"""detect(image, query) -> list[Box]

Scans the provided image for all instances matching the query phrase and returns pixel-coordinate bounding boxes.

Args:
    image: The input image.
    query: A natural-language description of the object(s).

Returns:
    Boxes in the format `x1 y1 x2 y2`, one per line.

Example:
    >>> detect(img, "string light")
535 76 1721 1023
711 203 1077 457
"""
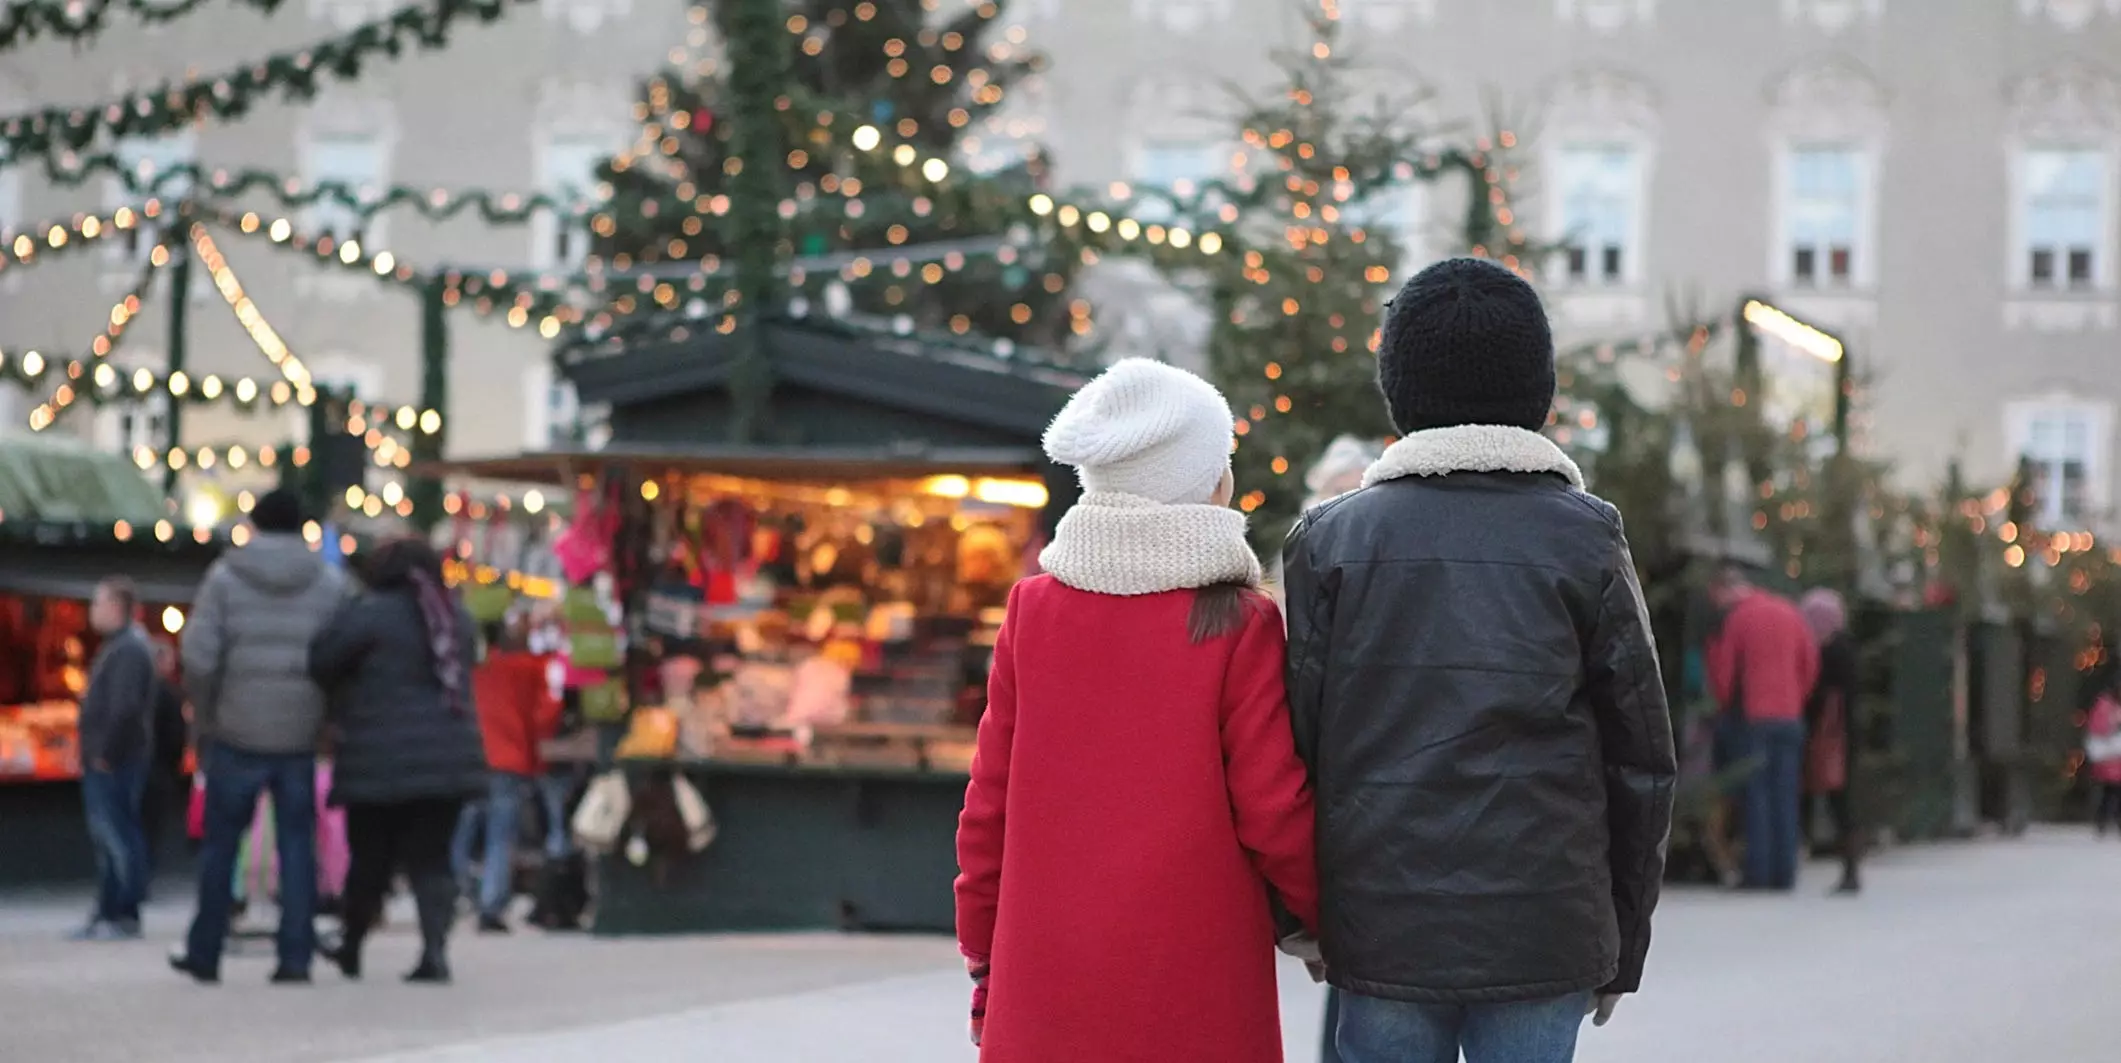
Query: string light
189 224 314 391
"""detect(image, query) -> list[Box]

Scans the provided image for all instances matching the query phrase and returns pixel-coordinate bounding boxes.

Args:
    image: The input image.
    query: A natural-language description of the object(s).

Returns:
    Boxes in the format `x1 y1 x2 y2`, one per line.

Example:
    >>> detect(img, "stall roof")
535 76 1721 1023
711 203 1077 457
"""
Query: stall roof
418 443 1050 486
0 437 167 523
562 319 1090 441
0 440 219 603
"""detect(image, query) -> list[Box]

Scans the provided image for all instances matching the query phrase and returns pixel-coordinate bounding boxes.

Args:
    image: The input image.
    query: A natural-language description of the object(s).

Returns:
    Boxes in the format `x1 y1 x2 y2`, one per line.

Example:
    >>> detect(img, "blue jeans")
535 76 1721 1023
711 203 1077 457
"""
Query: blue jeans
1338 991 1592 1063
81 762 150 924
1322 988 1344 1063
182 744 317 976
452 772 571 918
1743 719 1808 890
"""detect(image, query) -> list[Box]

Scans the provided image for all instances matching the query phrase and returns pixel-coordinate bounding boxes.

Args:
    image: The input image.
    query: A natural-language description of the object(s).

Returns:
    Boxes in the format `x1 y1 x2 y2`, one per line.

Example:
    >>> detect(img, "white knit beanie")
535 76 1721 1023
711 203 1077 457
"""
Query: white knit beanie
1043 359 1234 505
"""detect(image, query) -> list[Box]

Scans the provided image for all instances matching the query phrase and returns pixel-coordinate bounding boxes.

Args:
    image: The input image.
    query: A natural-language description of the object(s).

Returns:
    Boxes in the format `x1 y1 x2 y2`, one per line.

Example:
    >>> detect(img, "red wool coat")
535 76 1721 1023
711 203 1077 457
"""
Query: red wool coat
955 576 1319 1063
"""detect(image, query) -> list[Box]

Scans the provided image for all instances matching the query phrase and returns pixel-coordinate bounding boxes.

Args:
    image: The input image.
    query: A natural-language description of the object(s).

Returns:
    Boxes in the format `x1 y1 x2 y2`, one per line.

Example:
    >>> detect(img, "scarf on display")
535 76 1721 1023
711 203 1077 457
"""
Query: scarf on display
1037 491 1263 596
409 569 467 715
1361 424 1586 490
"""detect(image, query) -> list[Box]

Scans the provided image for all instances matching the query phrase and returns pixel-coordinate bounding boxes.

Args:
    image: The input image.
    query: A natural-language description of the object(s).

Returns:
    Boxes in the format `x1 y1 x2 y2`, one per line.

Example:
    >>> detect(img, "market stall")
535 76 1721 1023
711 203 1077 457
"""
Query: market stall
0 439 223 885
429 320 1085 933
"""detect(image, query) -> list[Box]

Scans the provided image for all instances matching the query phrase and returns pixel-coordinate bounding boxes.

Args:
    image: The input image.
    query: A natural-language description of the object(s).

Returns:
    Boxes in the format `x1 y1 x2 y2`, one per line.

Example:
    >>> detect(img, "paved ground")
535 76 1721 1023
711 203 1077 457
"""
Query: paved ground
7 829 2118 1062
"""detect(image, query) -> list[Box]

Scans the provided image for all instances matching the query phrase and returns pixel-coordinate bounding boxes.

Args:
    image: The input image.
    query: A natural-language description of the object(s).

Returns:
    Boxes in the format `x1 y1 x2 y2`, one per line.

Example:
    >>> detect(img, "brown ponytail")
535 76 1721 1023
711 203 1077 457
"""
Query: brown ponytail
1188 582 1255 643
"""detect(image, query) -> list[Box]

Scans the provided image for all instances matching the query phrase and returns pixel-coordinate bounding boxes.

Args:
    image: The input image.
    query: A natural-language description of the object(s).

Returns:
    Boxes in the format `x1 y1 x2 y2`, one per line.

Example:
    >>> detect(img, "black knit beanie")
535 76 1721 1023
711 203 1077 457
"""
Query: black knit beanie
1377 257 1556 434
250 488 306 534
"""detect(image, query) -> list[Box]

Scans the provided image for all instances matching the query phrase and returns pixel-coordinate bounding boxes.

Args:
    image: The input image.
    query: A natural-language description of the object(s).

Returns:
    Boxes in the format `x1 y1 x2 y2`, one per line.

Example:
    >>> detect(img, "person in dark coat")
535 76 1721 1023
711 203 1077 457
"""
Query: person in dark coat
1283 258 1677 1063
73 577 158 941
310 536 486 985
141 637 189 881
1800 589 1861 894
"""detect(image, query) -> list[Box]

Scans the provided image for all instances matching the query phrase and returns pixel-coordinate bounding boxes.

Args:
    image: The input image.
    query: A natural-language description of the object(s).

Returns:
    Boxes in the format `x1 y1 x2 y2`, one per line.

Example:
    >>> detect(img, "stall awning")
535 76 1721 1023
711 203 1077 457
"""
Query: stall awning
0 438 166 524
417 443 1051 486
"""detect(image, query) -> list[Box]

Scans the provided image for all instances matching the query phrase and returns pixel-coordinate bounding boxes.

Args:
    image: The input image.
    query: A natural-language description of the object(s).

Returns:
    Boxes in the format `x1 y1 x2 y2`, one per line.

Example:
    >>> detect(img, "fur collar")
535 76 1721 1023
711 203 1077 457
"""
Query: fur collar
1038 492 1264 597
1362 425 1585 490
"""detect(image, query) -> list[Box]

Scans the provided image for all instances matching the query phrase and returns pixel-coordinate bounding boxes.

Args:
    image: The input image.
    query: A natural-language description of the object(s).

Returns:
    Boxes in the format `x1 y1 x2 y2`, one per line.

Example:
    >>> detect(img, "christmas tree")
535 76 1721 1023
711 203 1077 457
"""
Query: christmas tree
587 0 1081 351
1172 9 1532 542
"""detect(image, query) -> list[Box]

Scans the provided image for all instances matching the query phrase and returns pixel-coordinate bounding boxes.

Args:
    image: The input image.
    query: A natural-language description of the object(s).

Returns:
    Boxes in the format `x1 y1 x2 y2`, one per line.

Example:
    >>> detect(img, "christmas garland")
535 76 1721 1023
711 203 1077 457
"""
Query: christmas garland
0 0 531 167
38 150 579 224
0 0 287 51
197 204 577 328
0 208 152 273
22 241 169 431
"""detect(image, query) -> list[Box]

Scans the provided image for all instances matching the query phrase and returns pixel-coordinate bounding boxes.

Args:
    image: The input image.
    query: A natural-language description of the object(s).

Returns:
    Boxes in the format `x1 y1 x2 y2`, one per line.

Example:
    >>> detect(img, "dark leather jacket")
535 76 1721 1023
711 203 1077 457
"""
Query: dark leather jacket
1282 426 1675 1004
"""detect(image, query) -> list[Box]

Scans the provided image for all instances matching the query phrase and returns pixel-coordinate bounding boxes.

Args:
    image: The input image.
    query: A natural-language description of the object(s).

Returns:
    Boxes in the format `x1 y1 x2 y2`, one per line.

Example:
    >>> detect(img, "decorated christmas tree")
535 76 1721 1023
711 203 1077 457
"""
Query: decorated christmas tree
587 0 1081 350
1159 9 1533 542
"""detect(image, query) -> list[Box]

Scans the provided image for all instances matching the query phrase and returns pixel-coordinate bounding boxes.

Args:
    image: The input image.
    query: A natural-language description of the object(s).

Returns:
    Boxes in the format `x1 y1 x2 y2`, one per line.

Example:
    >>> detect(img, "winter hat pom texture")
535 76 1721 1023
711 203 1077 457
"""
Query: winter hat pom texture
1379 257 1557 434
1043 359 1235 506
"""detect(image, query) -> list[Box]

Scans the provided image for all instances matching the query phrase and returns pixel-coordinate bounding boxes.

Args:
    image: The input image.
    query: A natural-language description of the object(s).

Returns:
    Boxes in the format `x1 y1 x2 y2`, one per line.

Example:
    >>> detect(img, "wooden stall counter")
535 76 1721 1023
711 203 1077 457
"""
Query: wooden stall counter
590 750 972 937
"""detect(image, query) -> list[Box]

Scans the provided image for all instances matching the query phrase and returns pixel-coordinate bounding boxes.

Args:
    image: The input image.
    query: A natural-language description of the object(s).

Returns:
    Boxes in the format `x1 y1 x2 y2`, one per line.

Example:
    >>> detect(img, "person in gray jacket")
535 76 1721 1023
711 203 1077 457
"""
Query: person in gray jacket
170 489 347 986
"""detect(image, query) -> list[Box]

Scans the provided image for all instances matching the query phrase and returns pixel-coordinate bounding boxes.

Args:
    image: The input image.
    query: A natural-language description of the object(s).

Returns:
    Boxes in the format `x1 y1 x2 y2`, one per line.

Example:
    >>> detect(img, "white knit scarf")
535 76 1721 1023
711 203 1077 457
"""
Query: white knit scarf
1038 492 1264 596
1361 425 1585 489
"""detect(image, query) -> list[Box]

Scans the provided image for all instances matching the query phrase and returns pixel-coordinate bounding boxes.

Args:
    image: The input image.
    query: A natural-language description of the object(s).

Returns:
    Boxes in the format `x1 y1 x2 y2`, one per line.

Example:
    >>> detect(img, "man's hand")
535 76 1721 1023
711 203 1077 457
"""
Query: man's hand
1587 994 1622 1027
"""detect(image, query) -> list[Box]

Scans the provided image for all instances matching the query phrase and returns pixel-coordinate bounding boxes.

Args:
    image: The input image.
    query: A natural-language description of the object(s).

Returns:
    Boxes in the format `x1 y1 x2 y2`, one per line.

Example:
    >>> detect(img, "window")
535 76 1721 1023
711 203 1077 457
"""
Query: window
97 393 169 456
1782 146 1866 287
103 134 195 266
301 131 388 245
1340 0 1436 28
1781 0 1883 31
1553 144 1643 285
2008 400 2113 528
0 140 18 241
523 359 580 448
1344 181 1430 275
534 136 610 271
2020 0 2121 31
1129 0 1230 32
1127 141 1225 224
2019 148 2107 290
542 0 631 33
1556 0 1655 30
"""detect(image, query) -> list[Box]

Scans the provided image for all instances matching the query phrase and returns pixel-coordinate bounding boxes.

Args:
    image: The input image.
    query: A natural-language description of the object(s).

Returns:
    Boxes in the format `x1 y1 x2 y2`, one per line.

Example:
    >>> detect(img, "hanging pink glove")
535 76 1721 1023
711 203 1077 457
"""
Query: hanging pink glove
964 950 990 1047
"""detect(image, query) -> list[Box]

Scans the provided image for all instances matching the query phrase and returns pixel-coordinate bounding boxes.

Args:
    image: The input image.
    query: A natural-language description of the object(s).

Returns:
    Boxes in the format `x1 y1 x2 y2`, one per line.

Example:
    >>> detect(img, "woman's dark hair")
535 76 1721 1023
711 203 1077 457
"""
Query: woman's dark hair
365 536 445 590
1188 582 1256 644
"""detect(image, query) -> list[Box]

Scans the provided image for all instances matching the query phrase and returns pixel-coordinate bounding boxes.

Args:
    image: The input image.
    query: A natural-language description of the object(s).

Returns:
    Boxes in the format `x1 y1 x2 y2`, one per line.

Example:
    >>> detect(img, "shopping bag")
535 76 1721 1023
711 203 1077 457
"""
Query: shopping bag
571 770 631 854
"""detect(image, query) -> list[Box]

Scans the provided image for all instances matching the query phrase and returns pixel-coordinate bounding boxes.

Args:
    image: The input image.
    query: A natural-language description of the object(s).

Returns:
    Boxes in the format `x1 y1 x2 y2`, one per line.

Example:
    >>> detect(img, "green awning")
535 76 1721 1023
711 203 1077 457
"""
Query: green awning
0 438 167 524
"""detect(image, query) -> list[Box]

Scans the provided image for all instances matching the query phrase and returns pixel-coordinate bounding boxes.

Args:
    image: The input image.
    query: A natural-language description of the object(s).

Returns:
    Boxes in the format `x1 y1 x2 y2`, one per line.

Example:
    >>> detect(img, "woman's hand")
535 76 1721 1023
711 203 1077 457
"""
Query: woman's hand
1587 993 1622 1027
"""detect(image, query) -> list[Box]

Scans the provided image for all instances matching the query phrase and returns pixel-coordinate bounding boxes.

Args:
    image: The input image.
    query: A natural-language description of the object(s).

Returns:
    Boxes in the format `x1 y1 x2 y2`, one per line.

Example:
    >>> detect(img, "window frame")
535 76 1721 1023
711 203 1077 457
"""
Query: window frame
1771 141 1879 291
299 128 392 247
2010 144 2115 293
1546 140 1652 288
1123 139 1228 225
1128 0 1232 32
2005 395 2115 530
101 131 198 269
531 133 614 273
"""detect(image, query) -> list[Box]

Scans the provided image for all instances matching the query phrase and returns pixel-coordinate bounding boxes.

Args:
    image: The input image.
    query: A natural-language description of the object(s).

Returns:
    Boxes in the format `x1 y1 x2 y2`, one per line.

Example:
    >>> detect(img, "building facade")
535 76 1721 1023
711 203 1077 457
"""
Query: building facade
1 0 2118 534
1023 0 2121 532
0 0 689 518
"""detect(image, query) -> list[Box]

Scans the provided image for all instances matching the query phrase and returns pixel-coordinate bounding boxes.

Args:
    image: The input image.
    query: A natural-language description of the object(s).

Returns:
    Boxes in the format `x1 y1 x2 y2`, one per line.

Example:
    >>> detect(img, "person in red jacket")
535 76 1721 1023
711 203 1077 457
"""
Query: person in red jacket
453 622 563 932
955 359 1319 1063
1704 566 1821 891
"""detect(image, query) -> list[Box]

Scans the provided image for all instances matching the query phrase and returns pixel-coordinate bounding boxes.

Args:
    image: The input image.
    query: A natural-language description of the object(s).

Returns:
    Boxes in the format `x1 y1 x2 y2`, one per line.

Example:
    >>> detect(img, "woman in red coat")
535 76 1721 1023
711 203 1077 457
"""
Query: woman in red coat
956 359 1320 1062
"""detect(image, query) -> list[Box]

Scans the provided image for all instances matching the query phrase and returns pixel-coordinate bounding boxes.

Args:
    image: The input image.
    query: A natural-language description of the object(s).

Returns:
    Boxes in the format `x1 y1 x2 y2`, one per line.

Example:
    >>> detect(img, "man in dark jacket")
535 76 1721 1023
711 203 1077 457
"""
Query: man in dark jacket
171 489 347 985
73 578 158 941
1283 258 1677 1063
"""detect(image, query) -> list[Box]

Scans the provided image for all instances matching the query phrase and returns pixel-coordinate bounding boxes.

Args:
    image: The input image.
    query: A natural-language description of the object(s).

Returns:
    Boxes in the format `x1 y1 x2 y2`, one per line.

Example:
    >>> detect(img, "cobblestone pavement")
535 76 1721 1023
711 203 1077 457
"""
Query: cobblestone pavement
9 829 2119 1062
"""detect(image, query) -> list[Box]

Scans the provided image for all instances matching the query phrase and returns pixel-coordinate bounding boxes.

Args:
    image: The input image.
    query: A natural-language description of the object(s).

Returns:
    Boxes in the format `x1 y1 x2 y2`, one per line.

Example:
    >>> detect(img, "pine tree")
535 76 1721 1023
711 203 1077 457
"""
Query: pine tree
1177 11 1531 543
588 0 1080 350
